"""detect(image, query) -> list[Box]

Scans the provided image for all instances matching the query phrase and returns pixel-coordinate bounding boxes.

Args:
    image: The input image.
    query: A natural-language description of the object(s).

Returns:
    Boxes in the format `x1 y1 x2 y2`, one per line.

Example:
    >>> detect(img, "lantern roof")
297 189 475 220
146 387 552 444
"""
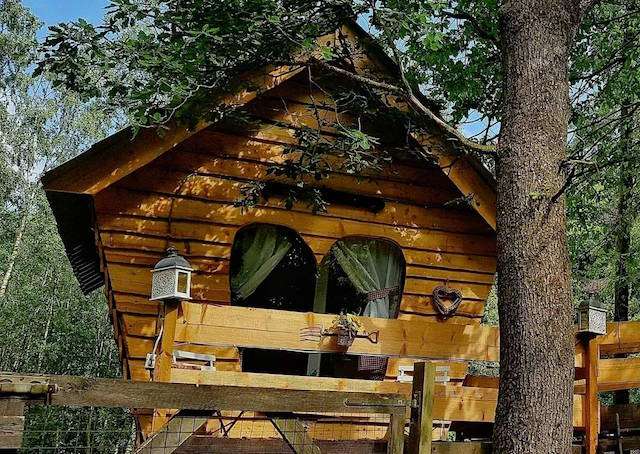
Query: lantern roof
153 247 193 272
581 293 605 309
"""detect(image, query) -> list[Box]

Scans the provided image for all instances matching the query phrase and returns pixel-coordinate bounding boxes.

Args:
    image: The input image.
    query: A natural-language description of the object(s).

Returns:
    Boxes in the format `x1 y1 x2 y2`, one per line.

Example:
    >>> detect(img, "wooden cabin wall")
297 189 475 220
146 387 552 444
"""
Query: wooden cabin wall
92 74 496 387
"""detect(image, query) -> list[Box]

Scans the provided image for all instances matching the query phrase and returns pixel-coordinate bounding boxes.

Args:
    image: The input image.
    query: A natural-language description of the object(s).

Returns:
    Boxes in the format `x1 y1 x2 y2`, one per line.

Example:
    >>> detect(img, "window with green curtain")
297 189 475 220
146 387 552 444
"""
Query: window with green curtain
309 237 405 379
230 224 293 303
230 223 317 375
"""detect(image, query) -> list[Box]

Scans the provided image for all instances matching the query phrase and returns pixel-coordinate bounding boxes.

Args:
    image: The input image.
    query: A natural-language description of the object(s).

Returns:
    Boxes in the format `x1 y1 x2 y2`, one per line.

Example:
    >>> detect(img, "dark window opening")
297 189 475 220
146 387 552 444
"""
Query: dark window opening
230 224 316 375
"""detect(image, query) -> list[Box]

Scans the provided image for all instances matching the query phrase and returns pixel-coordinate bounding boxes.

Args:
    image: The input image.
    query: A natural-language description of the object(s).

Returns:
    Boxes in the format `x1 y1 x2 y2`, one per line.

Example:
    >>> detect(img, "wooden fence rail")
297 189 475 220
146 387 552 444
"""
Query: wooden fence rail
0 372 409 454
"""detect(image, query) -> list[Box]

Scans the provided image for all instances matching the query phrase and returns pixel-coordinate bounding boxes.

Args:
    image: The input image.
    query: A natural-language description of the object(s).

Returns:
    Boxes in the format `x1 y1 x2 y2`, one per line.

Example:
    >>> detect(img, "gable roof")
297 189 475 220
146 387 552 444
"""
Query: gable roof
42 21 496 295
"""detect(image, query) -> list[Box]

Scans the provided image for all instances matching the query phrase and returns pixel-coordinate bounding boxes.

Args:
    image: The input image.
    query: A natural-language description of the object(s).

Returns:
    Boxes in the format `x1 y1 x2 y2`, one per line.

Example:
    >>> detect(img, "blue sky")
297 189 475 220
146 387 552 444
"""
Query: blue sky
23 0 109 36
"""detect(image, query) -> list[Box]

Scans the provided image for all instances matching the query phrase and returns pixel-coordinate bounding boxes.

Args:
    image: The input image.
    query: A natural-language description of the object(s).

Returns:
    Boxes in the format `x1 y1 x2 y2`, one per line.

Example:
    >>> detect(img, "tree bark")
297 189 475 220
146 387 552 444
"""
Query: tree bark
494 1 582 452
613 102 634 407
0 186 35 300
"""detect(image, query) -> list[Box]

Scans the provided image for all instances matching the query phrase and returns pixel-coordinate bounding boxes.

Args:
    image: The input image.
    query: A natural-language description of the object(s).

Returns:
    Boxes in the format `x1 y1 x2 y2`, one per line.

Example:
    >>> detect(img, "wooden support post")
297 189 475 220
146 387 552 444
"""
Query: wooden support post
0 398 26 451
584 337 600 454
408 362 436 453
388 411 406 454
152 300 180 433
155 301 179 383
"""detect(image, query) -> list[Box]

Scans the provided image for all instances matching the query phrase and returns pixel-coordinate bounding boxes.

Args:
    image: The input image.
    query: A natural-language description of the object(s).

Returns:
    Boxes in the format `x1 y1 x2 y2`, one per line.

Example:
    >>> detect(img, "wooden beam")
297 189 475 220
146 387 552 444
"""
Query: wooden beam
0 398 26 450
152 300 180 432
169 368 586 429
41 65 305 195
177 304 501 362
171 368 411 395
270 417 322 454
408 362 436 453
174 304 616 370
584 337 600 454
387 412 406 454
413 134 496 231
595 357 640 392
155 301 179 383
466 356 640 395
600 321 640 355
0 373 408 415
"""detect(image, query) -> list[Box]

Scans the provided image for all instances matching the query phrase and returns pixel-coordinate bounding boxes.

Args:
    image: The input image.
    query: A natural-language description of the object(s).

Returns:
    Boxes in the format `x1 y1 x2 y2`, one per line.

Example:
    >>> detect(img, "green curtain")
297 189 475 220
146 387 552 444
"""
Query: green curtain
332 239 403 318
230 226 292 301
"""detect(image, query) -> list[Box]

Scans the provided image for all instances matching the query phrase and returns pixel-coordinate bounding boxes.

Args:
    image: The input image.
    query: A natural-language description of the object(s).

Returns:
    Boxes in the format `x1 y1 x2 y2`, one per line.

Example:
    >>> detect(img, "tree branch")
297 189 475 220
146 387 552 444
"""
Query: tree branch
310 59 497 155
442 10 500 48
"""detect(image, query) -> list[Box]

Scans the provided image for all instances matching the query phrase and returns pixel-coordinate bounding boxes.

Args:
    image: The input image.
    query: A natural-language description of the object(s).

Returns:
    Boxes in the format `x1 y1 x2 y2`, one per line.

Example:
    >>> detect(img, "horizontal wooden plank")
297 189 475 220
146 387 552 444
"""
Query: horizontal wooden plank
167 368 585 427
149 145 470 220
192 126 453 190
170 367 467 393
104 247 494 286
462 375 499 389
42 65 305 195
176 303 500 362
106 261 490 303
98 221 497 274
115 166 490 236
170 368 493 424
0 373 408 415
128 359 152 382
400 296 486 318
113 293 161 315
599 321 640 355
111 293 484 333
124 335 155 358
468 356 640 396
121 314 157 337
596 357 640 391
94 188 496 256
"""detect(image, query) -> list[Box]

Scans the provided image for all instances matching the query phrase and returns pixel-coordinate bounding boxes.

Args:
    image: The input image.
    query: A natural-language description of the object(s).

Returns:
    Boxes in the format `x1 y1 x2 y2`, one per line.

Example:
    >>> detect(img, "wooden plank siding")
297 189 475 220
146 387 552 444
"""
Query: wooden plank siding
91 74 497 439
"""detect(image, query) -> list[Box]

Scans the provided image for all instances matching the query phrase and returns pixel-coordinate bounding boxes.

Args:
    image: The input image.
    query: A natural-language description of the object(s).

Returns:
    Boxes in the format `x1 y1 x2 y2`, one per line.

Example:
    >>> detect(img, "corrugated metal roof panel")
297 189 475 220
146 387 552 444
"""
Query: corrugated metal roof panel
46 191 104 295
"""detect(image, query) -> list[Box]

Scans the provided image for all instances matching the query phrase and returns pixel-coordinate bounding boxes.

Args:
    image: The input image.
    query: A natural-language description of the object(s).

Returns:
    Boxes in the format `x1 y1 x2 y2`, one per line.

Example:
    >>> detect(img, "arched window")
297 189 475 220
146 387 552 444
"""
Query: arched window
311 237 405 379
230 223 316 375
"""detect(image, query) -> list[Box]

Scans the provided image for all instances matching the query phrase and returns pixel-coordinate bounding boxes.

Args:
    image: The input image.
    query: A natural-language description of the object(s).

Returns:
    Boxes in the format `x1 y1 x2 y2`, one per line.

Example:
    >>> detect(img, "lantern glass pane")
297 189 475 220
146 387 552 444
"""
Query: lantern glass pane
177 271 189 294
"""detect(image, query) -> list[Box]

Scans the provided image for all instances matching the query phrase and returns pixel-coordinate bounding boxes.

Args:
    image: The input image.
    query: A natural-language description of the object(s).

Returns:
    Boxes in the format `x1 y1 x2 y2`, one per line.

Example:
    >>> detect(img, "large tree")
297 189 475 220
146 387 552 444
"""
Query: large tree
37 0 624 451
493 2 586 451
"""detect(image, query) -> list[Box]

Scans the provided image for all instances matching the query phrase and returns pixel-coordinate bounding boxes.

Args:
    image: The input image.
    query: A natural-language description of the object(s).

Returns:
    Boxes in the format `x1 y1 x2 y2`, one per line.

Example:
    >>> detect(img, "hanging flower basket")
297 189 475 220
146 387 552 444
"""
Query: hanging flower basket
336 326 356 347
333 314 359 348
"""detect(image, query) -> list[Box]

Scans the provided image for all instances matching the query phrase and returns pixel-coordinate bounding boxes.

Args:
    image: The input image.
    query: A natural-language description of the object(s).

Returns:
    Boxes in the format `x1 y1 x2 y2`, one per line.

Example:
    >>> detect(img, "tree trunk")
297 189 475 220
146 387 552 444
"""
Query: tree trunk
494 1 582 452
613 102 634 407
37 295 55 373
0 186 35 300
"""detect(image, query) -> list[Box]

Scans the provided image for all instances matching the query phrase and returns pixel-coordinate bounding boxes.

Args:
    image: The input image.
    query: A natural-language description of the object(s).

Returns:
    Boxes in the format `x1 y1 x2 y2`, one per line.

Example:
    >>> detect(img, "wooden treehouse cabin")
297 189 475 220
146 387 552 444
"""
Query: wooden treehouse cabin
41 20 499 451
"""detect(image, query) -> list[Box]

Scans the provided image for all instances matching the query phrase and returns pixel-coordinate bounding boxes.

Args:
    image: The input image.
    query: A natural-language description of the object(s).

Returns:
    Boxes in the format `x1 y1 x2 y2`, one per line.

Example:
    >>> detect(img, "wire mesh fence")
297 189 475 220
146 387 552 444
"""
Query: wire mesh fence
14 408 397 453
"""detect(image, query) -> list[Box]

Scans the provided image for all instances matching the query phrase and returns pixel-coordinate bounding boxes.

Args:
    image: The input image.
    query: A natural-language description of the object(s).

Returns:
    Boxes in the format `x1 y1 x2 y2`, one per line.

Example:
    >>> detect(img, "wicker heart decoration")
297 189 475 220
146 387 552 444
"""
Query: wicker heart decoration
432 285 463 319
